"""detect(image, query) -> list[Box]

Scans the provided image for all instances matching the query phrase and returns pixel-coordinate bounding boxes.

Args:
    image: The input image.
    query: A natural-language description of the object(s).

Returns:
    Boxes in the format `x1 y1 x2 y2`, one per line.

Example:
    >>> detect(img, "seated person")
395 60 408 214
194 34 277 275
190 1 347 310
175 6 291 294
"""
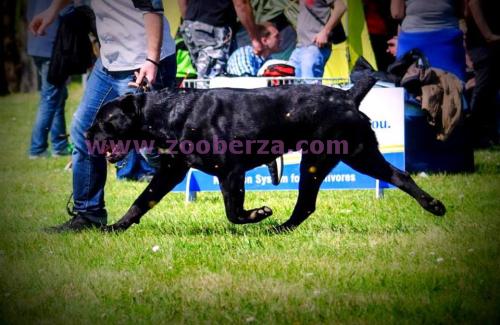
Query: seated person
226 22 280 76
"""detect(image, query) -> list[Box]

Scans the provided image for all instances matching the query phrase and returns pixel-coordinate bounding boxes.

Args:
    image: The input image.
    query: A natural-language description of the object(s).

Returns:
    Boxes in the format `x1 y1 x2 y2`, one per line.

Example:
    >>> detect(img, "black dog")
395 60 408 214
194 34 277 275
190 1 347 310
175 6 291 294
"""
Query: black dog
86 77 446 233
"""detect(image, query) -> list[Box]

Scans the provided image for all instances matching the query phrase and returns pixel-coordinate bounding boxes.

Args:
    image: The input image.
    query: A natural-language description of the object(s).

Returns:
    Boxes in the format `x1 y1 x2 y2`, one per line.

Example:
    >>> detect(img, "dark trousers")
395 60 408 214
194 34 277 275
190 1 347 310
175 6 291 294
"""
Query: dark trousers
469 44 500 145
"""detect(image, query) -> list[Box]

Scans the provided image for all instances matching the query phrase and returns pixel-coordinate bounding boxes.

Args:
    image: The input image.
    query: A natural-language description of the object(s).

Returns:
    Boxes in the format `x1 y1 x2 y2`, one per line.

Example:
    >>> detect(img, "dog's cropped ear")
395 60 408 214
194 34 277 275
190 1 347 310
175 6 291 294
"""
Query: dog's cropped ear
347 76 377 108
120 93 145 119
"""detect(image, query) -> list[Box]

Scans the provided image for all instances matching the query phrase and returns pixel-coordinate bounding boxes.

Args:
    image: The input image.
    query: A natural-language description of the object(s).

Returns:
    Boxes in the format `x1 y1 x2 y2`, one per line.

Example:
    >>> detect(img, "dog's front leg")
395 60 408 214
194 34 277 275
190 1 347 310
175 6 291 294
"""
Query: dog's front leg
274 156 339 233
218 170 273 224
103 158 189 232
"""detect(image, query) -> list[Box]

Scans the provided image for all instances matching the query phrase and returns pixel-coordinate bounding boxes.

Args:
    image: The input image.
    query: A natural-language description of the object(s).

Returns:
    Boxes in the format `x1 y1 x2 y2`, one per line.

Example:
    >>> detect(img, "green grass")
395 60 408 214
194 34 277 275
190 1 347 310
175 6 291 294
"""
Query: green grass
0 85 499 324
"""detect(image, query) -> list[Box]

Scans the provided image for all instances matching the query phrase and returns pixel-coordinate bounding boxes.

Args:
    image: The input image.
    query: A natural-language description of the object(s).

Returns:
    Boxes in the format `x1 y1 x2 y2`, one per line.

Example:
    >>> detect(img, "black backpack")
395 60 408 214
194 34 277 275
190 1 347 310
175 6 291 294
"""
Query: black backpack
48 6 97 86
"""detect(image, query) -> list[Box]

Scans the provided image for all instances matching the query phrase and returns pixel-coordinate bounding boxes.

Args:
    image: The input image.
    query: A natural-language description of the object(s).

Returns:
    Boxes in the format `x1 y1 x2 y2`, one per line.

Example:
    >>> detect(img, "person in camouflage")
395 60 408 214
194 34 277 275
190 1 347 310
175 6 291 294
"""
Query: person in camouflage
178 0 263 78
179 21 233 78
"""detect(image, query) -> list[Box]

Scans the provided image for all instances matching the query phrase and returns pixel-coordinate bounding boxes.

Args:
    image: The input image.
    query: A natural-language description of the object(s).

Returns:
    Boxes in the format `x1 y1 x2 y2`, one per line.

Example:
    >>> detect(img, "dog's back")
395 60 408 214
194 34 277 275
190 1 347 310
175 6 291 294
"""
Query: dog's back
149 84 370 148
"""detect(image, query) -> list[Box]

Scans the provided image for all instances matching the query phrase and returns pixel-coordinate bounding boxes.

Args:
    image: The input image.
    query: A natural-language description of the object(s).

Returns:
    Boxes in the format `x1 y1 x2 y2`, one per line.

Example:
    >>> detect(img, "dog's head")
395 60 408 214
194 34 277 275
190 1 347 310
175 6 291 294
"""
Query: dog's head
86 93 145 163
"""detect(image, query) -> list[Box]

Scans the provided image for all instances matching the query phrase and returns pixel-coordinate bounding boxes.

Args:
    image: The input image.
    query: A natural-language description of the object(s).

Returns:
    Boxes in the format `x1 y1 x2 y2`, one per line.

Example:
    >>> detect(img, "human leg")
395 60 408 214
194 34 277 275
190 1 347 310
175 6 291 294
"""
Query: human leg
56 53 175 230
181 20 232 79
50 86 69 155
288 47 303 77
288 45 332 79
49 60 119 231
180 20 201 75
469 46 499 146
56 58 143 230
69 59 124 224
29 57 69 156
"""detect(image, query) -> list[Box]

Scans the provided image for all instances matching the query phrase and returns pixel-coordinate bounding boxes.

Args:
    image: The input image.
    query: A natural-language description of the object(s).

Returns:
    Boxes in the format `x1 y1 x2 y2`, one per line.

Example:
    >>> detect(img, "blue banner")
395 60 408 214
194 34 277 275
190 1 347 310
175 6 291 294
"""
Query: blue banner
171 152 404 195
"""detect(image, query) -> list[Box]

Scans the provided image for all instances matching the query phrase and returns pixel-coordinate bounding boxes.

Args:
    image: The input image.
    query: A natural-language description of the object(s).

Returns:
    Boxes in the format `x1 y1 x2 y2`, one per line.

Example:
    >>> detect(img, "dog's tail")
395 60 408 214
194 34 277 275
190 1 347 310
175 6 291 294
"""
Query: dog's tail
347 76 377 108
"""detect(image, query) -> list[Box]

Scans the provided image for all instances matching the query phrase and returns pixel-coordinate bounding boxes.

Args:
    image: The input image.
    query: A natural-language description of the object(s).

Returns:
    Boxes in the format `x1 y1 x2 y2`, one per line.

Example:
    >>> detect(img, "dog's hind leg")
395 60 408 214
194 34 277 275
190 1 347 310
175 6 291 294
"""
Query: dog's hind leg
103 158 189 232
342 144 446 216
218 170 273 224
274 155 340 233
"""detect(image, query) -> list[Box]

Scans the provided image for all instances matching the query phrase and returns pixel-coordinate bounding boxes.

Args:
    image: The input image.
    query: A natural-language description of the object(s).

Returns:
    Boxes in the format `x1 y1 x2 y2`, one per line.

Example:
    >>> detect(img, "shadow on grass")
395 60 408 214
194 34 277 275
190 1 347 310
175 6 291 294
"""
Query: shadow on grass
94 216 434 237
96 219 284 237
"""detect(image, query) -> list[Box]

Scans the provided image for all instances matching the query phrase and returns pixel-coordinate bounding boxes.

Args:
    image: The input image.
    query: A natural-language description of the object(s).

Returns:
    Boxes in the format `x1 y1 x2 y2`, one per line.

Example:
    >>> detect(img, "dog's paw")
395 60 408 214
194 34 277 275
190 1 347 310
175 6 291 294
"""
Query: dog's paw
101 223 127 233
424 199 446 217
247 206 273 223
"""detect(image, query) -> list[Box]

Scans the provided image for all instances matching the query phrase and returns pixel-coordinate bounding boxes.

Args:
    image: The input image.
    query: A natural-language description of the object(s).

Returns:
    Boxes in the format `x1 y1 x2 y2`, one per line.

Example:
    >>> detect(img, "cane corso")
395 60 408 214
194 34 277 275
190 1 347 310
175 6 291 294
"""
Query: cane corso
86 77 446 233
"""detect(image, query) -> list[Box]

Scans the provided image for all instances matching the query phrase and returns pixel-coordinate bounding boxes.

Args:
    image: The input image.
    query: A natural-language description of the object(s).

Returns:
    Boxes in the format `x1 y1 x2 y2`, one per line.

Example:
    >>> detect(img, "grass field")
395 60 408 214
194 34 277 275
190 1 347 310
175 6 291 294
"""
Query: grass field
0 85 499 324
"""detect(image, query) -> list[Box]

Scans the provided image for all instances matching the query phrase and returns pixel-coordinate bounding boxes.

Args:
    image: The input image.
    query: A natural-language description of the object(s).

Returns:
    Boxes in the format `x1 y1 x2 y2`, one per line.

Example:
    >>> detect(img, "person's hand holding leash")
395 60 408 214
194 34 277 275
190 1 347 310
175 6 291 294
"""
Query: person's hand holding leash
128 11 163 90
127 12 162 89
128 59 158 90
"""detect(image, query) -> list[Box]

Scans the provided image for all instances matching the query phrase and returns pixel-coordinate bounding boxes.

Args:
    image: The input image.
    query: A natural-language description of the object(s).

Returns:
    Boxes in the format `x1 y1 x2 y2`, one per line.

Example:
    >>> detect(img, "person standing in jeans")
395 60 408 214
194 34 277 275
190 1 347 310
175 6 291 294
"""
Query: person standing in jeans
27 0 71 159
288 0 347 80
29 0 177 231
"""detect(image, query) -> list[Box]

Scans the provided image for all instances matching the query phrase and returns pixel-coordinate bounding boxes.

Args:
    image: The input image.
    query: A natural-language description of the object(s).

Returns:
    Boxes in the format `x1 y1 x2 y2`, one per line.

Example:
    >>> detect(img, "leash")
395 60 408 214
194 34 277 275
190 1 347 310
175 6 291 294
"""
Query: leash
134 75 151 94
66 192 77 217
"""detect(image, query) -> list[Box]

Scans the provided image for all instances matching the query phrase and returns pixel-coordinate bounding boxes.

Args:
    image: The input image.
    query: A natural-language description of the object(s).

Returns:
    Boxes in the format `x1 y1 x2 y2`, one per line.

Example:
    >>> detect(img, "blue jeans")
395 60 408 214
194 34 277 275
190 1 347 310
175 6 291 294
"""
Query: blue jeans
30 56 68 155
70 55 176 223
288 45 332 79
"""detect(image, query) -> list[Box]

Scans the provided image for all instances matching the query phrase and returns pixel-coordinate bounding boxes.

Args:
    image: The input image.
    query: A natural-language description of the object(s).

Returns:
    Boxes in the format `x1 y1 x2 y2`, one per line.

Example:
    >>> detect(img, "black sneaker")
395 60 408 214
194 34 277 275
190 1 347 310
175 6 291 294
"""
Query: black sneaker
45 213 106 233
267 156 284 186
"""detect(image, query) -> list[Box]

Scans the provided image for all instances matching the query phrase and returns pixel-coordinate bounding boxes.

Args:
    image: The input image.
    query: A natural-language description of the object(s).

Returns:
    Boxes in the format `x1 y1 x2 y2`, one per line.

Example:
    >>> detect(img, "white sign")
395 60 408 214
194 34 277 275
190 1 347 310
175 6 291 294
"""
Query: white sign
360 87 405 154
